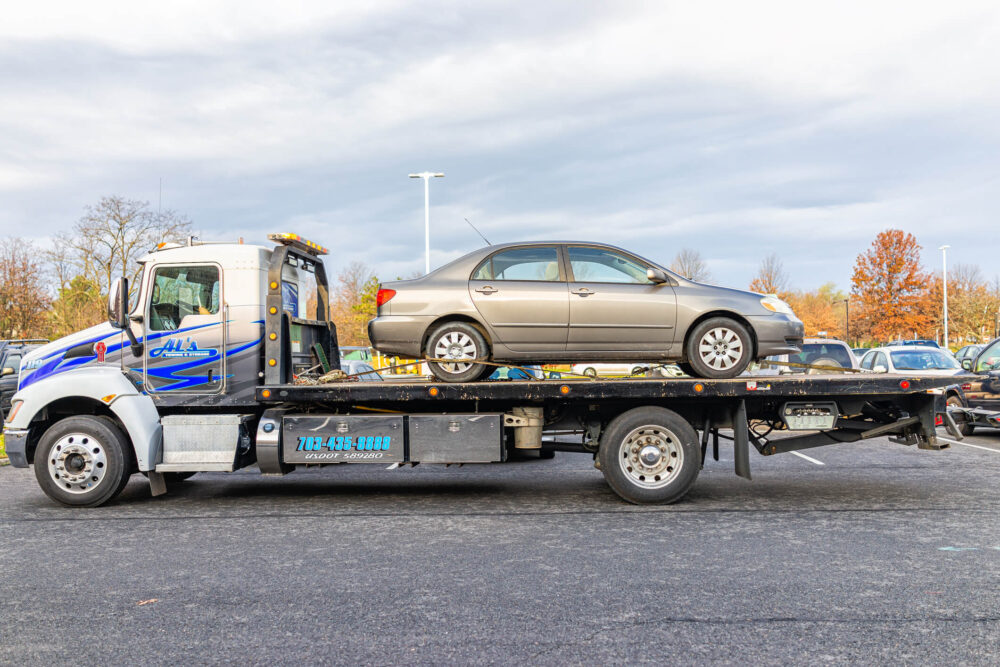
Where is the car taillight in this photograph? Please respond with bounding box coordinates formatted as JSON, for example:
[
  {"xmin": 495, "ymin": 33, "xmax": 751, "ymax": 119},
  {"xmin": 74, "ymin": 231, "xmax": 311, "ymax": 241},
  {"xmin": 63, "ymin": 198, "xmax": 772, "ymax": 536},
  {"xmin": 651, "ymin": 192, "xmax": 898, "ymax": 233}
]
[
  {"xmin": 962, "ymin": 383, "xmax": 972, "ymax": 391},
  {"xmin": 376, "ymin": 289, "xmax": 396, "ymax": 307}
]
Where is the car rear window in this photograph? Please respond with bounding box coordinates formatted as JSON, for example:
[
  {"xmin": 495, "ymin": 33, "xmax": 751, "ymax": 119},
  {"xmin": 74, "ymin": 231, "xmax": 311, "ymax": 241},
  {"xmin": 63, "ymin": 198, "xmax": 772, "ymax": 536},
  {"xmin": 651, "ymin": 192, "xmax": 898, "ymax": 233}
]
[
  {"xmin": 787, "ymin": 343, "xmax": 854, "ymax": 369},
  {"xmin": 890, "ymin": 349, "xmax": 959, "ymax": 371}
]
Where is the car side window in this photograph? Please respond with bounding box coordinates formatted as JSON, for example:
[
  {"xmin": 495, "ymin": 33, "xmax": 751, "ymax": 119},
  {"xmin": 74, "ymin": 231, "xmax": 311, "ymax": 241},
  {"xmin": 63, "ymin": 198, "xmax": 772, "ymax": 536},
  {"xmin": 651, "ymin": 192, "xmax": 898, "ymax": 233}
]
[
  {"xmin": 148, "ymin": 265, "xmax": 221, "ymax": 331},
  {"xmin": 473, "ymin": 247, "xmax": 561, "ymax": 282},
  {"xmin": 568, "ymin": 246, "xmax": 653, "ymax": 284},
  {"xmin": 4, "ymin": 353, "xmax": 20, "ymax": 372},
  {"xmin": 860, "ymin": 352, "xmax": 874, "ymax": 370},
  {"xmin": 874, "ymin": 352, "xmax": 888, "ymax": 370}
]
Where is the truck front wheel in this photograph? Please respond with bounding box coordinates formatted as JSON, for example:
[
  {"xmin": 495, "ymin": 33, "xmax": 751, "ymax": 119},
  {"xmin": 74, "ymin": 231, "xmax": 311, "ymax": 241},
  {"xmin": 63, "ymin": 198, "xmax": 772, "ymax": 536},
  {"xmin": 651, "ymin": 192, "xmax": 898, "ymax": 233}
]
[
  {"xmin": 598, "ymin": 406, "xmax": 700, "ymax": 504},
  {"xmin": 33, "ymin": 416, "xmax": 134, "ymax": 507}
]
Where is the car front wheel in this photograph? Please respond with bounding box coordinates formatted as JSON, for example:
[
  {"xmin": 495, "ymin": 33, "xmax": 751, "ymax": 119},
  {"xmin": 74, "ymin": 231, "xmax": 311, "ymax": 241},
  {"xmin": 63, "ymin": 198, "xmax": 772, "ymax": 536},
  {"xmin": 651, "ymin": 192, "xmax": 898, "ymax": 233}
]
[
  {"xmin": 684, "ymin": 317, "xmax": 753, "ymax": 379},
  {"xmin": 425, "ymin": 321, "xmax": 491, "ymax": 383}
]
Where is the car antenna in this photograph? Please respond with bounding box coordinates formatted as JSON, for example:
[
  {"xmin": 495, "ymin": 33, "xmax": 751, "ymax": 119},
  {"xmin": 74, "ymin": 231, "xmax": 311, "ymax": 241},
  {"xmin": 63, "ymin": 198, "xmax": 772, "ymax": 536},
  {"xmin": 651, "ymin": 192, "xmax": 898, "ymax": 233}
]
[{"xmin": 465, "ymin": 218, "xmax": 491, "ymax": 246}]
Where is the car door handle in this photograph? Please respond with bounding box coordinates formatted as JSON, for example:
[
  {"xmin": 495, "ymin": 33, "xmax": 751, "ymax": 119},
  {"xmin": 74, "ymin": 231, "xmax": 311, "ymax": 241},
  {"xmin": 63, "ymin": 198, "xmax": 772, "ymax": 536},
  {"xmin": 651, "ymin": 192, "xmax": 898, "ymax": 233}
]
[
  {"xmin": 475, "ymin": 286, "xmax": 499, "ymax": 295},
  {"xmin": 572, "ymin": 288, "xmax": 594, "ymax": 296}
]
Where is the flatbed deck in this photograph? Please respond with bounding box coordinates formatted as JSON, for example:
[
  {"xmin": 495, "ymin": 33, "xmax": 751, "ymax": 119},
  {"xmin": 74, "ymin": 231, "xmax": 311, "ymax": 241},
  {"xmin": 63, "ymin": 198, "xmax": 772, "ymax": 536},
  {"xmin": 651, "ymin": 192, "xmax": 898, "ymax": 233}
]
[{"xmin": 258, "ymin": 373, "xmax": 961, "ymax": 405}]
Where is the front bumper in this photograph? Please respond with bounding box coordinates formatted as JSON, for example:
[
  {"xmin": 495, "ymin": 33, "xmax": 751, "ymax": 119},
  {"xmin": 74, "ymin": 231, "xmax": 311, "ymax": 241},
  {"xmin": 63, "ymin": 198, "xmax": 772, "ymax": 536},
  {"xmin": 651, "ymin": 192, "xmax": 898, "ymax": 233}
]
[
  {"xmin": 367, "ymin": 315, "xmax": 434, "ymax": 358},
  {"xmin": 1, "ymin": 426, "xmax": 29, "ymax": 467},
  {"xmin": 748, "ymin": 314, "xmax": 805, "ymax": 357}
]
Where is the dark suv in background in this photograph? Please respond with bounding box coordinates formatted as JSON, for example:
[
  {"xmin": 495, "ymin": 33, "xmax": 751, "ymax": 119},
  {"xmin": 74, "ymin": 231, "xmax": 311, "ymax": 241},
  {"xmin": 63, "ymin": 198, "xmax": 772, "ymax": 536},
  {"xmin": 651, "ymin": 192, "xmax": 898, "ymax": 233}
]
[{"xmin": 0, "ymin": 339, "xmax": 47, "ymax": 420}]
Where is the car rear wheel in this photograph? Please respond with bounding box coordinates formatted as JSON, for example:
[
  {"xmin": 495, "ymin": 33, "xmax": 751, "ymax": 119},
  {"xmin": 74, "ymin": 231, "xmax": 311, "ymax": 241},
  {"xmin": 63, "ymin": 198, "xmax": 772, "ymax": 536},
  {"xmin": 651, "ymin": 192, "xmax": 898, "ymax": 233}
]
[
  {"xmin": 684, "ymin": 317, "xmax": 753, "ymax": 379},
  {"xmin": 425, "ymin": 321, "xmax": 491, "ymax": 383}
]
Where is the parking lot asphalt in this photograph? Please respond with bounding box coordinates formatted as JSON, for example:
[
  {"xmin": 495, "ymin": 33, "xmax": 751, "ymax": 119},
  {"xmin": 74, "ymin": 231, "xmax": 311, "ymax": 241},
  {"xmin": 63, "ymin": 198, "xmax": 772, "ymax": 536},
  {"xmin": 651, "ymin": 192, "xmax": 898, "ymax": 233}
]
[{"xmin": 2, "ymin": 429, "xmax": 999, "ymax": 665}]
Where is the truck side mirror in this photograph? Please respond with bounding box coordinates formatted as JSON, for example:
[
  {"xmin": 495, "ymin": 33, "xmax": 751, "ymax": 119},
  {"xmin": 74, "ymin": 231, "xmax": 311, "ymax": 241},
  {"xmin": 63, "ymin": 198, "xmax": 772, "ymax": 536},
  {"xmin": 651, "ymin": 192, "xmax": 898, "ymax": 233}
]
[
  {"xmin": 108, "ymin": 277, "xmax": 129, "ymax": 329},
  {"xmin": 647, "ymin": 268, "xmax": 668, "ymax": 284},
  {"xmin": 108, "ymin": 276, "xmax": 144, "ymax": 357},
  {"xmin": 962, "ymin": 359, "xmax": 973, "ymax": 371},
  {"xmin": 1, "ymin": 366, "xmax": 14, "ymax": 377}
]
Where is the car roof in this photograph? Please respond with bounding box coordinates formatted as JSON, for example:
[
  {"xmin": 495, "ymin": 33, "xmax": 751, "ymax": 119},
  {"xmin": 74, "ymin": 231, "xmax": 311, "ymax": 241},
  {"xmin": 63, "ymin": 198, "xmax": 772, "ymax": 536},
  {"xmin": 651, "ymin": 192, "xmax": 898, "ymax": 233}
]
[{"xmin": 869, "ymin": 345, "xmax": 944, "ymax": 353}]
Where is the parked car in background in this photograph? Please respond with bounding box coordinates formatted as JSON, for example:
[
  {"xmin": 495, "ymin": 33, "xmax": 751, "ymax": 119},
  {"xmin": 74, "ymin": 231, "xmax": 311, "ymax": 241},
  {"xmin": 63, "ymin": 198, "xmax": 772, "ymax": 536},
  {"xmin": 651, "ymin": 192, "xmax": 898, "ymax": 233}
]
[
  {"xmin": 340, "ymin": 360, "xmax": 383, "ymax": 381},
  {"xmin": 369, "ymin": 241, "xmax": 804, "ymax": 382},
  {"xmin": 955, "ymin": 344, "xmax": 984, "ymax": 367},
  {"xmin": 339, "ymin": 346, "xmax": 374, "ymax": 363},
  {"xmin": 852, "ymin": 347, "xmax": 870, "ymax": 360},
  {"xmin": 753, "ymin": 338, "xmax": 859, "ymax": 375},
  {"xmin": 887, "ymin": 339, "xmax": 940, "ymax": 349},
  {"xmin": 571, "ymin": 362, "xmax": 653, "ymax": 378},
  {"xmin": 859, "ymin": 346, "xmax": 965, "ymax": 376},
  {"xmin": 0, "ymin": 340, "xmax": 48, "ymax": 419}
]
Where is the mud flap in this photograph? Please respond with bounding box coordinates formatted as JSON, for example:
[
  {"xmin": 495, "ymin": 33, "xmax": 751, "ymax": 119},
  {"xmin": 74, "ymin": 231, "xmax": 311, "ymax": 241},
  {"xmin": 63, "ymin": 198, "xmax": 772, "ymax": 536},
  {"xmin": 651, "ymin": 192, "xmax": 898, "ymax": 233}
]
[
  {"xmin": 148, "ymin": 471, "xmax": 167, "ymax": 497},
  {"xmin": 733, "ymin": 400, "xmax": 751, "ymax": 480}
]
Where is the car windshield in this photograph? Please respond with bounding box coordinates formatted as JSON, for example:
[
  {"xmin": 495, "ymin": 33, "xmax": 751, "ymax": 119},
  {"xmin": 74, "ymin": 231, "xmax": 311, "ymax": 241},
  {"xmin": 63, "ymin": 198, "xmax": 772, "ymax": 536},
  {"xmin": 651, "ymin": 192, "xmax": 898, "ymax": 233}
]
[
  {"xmin": 890, "ymin": 349, "xmax": 959, "ymax": 371},
  {"xmin": 976, "ymin": 340, "xmax": 1000, "ymax": 372}
]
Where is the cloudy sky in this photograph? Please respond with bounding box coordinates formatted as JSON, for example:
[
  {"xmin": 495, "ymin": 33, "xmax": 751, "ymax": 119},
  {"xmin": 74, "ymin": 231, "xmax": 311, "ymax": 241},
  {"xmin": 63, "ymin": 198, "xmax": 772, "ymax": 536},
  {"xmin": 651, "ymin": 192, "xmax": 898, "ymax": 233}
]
[{"xmin": 2, "ymin": 1, "xmax": 999, "ymax": 290}]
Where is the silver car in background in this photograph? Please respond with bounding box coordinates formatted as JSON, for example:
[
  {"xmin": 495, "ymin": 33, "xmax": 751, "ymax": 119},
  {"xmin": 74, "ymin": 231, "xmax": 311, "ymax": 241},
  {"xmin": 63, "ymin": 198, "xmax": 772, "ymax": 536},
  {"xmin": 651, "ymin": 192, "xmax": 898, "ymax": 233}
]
[{"xmin": 369, "ymin": 241, "xmax": 804, "ymax": 382}]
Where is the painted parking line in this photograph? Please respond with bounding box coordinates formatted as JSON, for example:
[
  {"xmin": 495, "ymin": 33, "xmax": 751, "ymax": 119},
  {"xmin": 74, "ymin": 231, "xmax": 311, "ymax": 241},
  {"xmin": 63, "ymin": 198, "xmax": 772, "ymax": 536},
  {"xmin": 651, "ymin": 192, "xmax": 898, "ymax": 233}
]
[
  {"xmin": 789, "ymin": 450, "xmax": 825, "ymax": 465},
  {"xmin": 938, "ymin": 436, "xmax": 1000, "ymax": 454}
]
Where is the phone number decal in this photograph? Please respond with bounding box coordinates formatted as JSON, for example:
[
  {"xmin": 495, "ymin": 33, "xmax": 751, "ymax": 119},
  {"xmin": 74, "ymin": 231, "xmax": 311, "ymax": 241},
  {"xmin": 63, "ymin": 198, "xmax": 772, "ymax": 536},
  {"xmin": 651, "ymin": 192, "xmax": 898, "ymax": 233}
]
[{"xmin": 296, "ymin": 435, "xmax": 393, "ymax": 452}]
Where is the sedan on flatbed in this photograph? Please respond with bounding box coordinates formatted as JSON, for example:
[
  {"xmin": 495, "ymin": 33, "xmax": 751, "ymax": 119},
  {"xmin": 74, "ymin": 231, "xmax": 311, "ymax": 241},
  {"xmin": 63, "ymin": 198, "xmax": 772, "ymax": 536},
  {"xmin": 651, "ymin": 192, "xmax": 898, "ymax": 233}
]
[{"xmin": 369, "ymin": 241, "xmax": 804, "ymax": 382}]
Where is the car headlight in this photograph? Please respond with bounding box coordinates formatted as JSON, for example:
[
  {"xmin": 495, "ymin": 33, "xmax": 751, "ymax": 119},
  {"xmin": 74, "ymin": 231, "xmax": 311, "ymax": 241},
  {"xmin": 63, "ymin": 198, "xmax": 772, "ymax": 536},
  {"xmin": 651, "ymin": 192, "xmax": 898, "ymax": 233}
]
[{"xmin": 760, "ymin": 296, "xmax": 794, "ymax": 315}]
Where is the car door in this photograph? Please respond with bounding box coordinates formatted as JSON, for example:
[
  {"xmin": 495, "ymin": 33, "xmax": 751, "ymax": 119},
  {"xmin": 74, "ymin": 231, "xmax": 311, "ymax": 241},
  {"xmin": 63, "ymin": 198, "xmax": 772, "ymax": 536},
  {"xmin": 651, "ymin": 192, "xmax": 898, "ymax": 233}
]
[
  {"xmin": 565, "ymin": 245, "xmax": 677, "ymax": 353},
  {"xmin": 142, "ymin": 263, "xmax": 226, "ymax": 394},
  {"xmin": 0, "ymin": 352, "xmax": 20, "ymax": 413},
  {"xmin": 468, "ymin": 245, "xmax": 569, "ymax": 353}
]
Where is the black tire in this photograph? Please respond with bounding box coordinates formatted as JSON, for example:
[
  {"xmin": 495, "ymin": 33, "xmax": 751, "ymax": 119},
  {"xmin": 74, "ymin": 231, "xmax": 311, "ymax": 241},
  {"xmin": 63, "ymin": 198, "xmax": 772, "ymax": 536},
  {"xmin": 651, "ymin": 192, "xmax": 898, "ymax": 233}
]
[
  {"xmin": 630, "ymin": 366, "xmax": 645, "ymax": 377},
  {"xmin": 582, "ymin": 367, "xmax": 598, "ymax": 378},
  {"xmin": 947, "ymin": 395, "xmax": 974, "ymax": 436},
  {"xmin": 598, "ymin": 406, "xmax": 700, "ymax": 504},
  {"xmin": 676, "ymin": 362, "xmax": 695, "ymax": 377},
  {"xmin": 33, "ymin": 416, "xmax": 133, "ymax": 507},
  {"xmin": 424, "ymin": 321, "xmax": 491, "ymax": 383},
  {"xmin": 684, "ymin": 317, "xmax": 753, "ymax": 379}
]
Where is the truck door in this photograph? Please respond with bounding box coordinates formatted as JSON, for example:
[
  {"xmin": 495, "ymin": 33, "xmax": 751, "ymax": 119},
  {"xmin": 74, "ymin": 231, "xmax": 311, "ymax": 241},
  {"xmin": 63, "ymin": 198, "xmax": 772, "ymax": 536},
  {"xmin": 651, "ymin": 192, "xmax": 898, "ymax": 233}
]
[{"xmin": 143, "ymin": 263, "xmax": 226, "ymax": 394}]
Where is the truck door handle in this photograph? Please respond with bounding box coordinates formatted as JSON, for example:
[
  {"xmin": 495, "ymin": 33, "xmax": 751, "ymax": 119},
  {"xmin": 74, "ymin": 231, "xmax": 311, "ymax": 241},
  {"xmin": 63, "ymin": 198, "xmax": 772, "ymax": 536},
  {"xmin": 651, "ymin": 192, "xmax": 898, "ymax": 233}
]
[
  {"xmin": 476, "ymin": 286, "xmax": 499, "ymax": 295},
  {"xmin": 572, "ymin": 288, "xmax": 594, "ymax": 296}
]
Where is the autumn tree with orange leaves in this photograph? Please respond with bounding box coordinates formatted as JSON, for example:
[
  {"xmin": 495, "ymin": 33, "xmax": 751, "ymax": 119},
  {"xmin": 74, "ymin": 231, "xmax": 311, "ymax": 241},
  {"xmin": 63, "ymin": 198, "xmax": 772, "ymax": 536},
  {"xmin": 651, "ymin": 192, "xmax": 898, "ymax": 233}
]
[{"xmin": 851, "ymin": 229, "xmax": 932, "ymax": 342}]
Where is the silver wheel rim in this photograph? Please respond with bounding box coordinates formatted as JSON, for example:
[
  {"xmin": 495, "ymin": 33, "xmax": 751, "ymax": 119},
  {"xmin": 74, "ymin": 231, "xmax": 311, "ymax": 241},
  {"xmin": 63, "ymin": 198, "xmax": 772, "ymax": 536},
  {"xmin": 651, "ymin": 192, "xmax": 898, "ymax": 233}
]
[
  {"xmin": 433, "ymin": 331, "xmax": 479, "ymax": 374},
  {"xmin": 698, "ymin": 327, "xmax": 744, "ymax": 371},
  {"xmin": 47, "ymin": 433, "xmax": 108, "ymax": 494},
  {"xmin": 617, "ymin": 424, "xmax": 683, "ymax": 489}
]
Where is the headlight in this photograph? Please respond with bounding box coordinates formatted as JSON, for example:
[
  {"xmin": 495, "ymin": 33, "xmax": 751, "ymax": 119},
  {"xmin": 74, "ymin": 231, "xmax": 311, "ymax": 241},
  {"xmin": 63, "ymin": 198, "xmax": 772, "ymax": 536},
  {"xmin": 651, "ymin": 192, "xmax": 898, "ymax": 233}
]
[{"xmin": 760, "ymin": 296, "xmax": 794, "ymax": 315}]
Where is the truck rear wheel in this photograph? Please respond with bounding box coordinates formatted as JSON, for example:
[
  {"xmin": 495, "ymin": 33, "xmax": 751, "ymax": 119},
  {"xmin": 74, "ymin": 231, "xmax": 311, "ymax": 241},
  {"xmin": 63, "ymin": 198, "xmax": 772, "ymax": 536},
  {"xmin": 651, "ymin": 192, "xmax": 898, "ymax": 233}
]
[
  {"xmin": 33, "ymin": 416, "xmax": 133, "ymax": 507},
  {"xmin": 598, "ymin": 406, "xmax": 700, "ymax": 504}
]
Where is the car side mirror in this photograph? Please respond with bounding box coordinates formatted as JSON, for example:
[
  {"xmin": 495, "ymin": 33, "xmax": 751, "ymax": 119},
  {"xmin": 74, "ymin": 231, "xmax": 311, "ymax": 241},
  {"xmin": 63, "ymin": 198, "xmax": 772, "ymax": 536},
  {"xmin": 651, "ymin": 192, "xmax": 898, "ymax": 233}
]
[
  {"xmin": 962, "ymin": 359, "xmax": 973, "ymax": 371},
  {"xmin": 1, "ymin": 366, "xmax": 14, "ymax": 377},
  {"xmin": 873, "ymin": 365, "xmax": 888, "ymax": 373},
  {"xmin": 108, "ymin": 277, "xmax": 129, "ymax": 329},
  {"xmin": 647, "ymin": 268, "xmax": 668, "ymax": 284}
]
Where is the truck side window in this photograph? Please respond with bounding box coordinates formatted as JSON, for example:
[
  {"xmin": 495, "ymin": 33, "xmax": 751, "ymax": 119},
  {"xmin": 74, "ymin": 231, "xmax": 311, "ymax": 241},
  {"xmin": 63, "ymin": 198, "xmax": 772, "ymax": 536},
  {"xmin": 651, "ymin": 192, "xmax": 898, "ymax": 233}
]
[{"xmin": 149, "ymin": 265, "xmax": 221, "ymax": 331}]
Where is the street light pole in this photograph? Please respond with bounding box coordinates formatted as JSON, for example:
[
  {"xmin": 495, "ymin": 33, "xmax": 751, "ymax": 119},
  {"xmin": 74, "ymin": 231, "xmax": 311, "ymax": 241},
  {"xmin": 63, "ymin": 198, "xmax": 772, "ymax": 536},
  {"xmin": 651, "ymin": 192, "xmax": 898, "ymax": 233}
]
[
  {"xmin": 837, "ymin": 299, "xmax": 850, "ymax": 345},
  {"xmin": 409, "ymin": 171, "xmax": 445, "ymax": 274},
  {"xmin": 939, "ymin": 245, "xmax": 950, "ymax": 349}
]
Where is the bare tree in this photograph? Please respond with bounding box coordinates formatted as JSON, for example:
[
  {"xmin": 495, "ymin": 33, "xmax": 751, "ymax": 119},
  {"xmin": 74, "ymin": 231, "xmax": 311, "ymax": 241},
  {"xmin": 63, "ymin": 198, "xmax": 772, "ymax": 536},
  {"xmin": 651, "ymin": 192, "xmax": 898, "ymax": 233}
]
[
  {"xmin": 49, "ymin": 196, "xmax": 192, "ymax": 298},
  {"xmin": 331, "ymin": 261, "xmax": 378, "ymax": 346},
  {"xmin": 0, "ymin": 238, "xmax": 51, "ymax": 338},
  {"xmin": 670, "ymin": 248, "xmax": 711, "ymax": 282},
  {"xmin": 749, "ymin": 253, "xmax": 789, "ymax": 296}
]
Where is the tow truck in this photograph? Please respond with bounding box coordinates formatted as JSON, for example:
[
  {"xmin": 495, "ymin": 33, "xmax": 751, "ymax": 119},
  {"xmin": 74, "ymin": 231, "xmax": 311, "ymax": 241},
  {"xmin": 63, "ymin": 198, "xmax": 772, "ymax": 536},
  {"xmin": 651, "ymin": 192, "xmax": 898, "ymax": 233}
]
[{"xmin": 2, "ymin": 234, "xmax": 958, "ymax": 507}]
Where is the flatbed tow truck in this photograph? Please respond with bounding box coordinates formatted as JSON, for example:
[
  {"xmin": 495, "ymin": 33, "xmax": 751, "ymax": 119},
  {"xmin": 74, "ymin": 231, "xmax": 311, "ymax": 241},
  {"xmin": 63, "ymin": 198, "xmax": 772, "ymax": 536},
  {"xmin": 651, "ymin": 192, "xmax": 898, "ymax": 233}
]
[{"xmin": 3, "ymin": 233, "xmax": 958, "ymax": 507}]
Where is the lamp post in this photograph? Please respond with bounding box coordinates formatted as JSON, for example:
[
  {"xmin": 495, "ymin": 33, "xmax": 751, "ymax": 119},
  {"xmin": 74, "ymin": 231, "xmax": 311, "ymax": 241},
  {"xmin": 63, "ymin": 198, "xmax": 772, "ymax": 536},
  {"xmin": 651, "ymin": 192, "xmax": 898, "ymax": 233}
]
[
  {"xmin": 409, "ymin": 172, "xmax": 445, "ymax": 274},
  {"xmin": 837, "ymin": 299, "xmax": 850, "ymax": 345},
  {"xmin": 939, "ymin": 245, "xmax": 950, "ymax": 349}
]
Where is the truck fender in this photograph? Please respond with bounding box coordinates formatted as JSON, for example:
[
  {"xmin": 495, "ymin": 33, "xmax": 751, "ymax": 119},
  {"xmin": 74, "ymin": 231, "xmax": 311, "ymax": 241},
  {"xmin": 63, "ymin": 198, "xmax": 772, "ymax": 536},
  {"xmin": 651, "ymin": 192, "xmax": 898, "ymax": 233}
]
[{"xmin": 6, "ymin": 366, "xmax": 161, "ymax": 471}]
